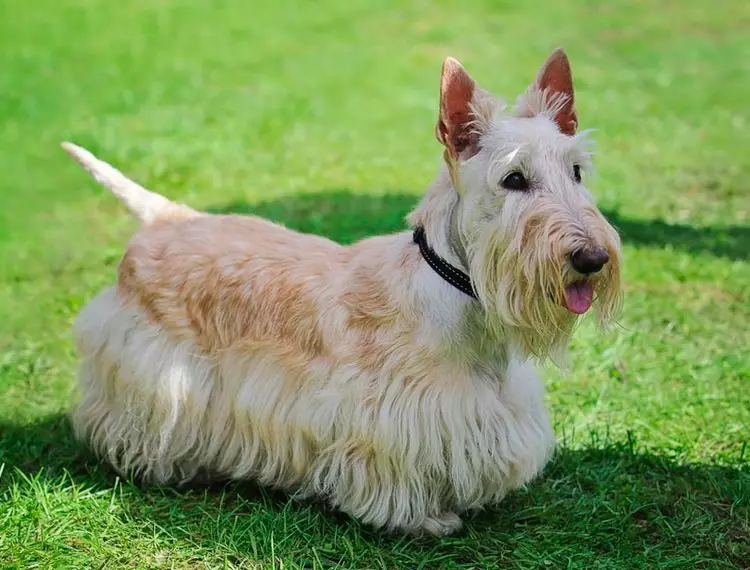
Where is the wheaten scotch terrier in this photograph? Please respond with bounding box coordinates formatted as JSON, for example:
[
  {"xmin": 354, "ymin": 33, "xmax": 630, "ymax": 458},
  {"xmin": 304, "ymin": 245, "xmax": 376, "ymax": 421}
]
[{"xmin": 62, "ymin": 48, "xmax": 622, "ymax": 536}]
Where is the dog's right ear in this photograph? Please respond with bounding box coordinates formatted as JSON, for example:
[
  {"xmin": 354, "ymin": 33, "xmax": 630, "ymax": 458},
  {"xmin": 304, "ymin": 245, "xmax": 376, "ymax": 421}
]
[{"xmin": 436, "ymin": 57, "xmax": 479, "ymax": 161}]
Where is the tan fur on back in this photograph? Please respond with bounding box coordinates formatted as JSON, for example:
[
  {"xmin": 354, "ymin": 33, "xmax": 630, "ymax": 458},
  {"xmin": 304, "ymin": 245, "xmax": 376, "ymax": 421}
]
[{"xmin": 118, "ymin": 214, "xmax": 338, "ymax": 355}]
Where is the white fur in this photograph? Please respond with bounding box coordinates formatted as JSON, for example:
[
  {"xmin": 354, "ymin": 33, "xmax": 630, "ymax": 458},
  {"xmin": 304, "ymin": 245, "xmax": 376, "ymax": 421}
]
[
  {"xmin": 66, "ymin": 51, "xmax": 621, "ymax": 536},
  {"xmin": 61, "ymin": 142, "xmax": 195, "ymax": 224},
  {"xmin": 74, "ymin": 284, "xmax": 555, "ymax": 535}
]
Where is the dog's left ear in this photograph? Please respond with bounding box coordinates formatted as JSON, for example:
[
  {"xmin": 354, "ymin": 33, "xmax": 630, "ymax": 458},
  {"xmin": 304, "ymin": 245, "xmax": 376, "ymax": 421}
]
[
  {"xmin": 436, "ymin": 57, "xmax": 480, "ymax": 161},
  {"xmin": 534, "ymin": 48, "xmax": 578, "ymax": 136}
]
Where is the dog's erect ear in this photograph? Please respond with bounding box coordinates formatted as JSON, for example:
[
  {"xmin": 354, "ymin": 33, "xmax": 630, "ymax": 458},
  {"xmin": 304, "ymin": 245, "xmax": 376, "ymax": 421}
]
[
  {"xmin": 535, "ymin": 48, "xmax": 578, "ymax": 136},
  {"xmin": 436, "ymin": 57, "xmax": 479, "ymax": 160}
]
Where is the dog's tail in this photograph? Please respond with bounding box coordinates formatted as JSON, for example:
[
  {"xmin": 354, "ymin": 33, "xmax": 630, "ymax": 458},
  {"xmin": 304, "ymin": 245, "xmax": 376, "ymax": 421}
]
[{"xmin": 60, "ymin": 142, "xmax": 199, "ymax": 224}]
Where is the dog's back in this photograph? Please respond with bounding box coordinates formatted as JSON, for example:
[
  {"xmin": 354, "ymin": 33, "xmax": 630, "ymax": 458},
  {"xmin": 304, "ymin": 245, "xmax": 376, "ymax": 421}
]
[{"xmin": 118, "ymin": 213, "xmax": 341, "ymax": 354}]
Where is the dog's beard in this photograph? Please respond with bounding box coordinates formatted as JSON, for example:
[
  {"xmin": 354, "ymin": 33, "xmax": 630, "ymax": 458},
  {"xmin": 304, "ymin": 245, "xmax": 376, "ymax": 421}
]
[{"xmin": 467, "ymin": 214, "xmax": 623, "ymax": 362}]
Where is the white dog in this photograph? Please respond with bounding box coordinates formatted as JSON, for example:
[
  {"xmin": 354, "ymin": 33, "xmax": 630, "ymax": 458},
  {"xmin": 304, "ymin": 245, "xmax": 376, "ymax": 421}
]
[{"xmin": 63, "ymin": 48, "xmax": 622, "ymax": 536}]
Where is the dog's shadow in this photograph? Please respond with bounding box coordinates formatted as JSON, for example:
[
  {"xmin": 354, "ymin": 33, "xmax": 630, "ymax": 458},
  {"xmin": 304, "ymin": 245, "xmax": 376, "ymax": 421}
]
[
  {"xmin": 1, "ymin": 414, "xmax": 747, "ymax": 567},
  {"xmin": 205, "ymin": 190, "xmax": 750, "ymax": 261}
]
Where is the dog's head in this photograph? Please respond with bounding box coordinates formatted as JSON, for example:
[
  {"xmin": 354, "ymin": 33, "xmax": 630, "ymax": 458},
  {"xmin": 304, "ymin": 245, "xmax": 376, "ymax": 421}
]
[{"xmin": 432, "ymin": 49, "xmax": 622, "ymax": 358}]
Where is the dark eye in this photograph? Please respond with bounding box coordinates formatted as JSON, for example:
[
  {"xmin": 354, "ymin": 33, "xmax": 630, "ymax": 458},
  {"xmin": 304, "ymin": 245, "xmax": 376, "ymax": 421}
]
[
  {"xmin": 573, "ymin": 164, "xmax": 582, "ymax": 183},
  {"xmin": 502, "ymin": 172, "xmax": 529, "ymax": 191}
]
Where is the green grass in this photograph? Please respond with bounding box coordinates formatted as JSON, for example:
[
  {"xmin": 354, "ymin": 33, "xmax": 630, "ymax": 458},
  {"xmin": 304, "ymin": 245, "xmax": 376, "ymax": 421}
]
[{"xmin": 1, "ymin": 0, "xmax": 749, "ymax": 567}]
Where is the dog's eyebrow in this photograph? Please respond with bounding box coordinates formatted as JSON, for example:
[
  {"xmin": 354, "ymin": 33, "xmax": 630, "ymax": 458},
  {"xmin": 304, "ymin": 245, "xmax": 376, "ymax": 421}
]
[
  {"xmin": 491, "ymin": 144, "xmax": 526, "ymax": 167},
  {"xmin": 505, "ymin": 146, "xmax": 522, "ymax": 164},
  {"xmin": 566, "ymin": 142, "xmax": 594, "ymax": 169}
]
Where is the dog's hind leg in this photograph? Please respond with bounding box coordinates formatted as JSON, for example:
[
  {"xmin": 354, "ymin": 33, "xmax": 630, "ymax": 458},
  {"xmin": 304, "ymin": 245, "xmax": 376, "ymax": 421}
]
[{"xmin": 71, "ymin": 287, "xmax": 216, "ymax": 483}]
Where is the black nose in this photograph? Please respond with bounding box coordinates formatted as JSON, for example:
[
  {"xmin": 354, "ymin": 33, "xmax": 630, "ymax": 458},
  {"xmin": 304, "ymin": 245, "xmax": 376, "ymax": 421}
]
[{"xmin": 571, "ymin": 247, "xmax": 609, "ymax": 274}]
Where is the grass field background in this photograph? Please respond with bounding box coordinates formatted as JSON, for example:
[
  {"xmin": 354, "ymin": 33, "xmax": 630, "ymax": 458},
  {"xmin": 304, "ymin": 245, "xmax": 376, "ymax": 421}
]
[{"xmin": 1, "ymin": 0, "xmax": 748, "ymax": 568}]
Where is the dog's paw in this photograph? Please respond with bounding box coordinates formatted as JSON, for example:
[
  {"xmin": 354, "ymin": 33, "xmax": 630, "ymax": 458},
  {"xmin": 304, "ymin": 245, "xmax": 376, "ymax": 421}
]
[{"xmin": 417, "ymin": 512, "xmax": 464, "ymax": 537}]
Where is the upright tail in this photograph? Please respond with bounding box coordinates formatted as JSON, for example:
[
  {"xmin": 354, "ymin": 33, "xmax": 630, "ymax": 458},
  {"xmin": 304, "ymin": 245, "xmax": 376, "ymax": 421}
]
[{"xmin": 61, "ymin": 142, "xmax": 198, "ymax": 224}]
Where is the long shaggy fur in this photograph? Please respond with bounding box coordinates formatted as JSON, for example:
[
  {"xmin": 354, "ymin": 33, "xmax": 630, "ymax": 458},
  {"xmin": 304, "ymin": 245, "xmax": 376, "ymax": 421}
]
[{"xmin": 65, "ymin": 49, "xmax": 622, "ymax": 536}]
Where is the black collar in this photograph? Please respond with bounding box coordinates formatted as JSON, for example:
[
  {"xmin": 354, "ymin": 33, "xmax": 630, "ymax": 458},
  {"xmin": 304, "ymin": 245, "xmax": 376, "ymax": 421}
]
[{"xmin": 413, "ymin": 226, "xmax": 477, "ymax": 299}]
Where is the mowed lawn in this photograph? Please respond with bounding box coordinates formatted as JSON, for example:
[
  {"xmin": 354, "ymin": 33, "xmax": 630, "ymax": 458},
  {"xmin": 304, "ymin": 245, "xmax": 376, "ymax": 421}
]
[{"xmin": 1, "ymin": 0, "xmax": 748, "ymax": 568}]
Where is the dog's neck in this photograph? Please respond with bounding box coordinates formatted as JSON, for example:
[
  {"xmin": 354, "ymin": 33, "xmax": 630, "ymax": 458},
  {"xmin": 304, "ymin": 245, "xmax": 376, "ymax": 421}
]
[
  {"xmin": 408, "ymin": 165, "xmax": 470, "ymax": 274},
  {"xmin": 408, "ymin": 167, "xmax": 543, "ymax": 369}
]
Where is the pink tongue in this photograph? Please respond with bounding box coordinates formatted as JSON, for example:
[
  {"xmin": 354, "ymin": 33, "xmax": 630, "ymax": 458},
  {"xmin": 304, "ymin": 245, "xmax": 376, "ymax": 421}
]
[{"xmin": 564, "ymin": 281, "xmax": 594, "ymax": 314}]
